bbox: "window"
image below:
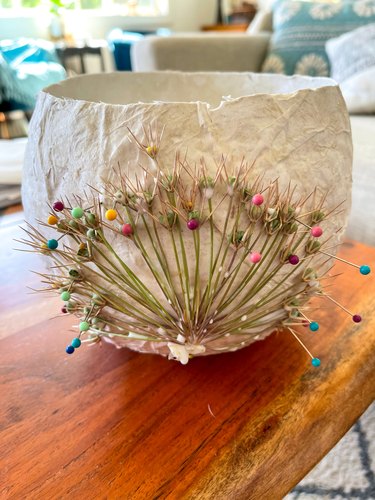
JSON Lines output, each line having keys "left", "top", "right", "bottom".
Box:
{"left": 0, "top": 0, "right": 168, "bottom": 15}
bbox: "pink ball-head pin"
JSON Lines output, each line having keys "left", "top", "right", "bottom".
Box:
{"left": 311, "top": 226, "right": 323, "bottom": 238}
{"left": 250, "top": 252, "right": 262, "bottom": 264}
{"left": 251, "top": 193, "right": 264, "bottom": 206}
{"left": 122, "top": 223, "right": 133, "bottom": 236}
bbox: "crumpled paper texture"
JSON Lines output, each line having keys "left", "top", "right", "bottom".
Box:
{"left": 22, "top": 72, "right": 352, "bottom": 357}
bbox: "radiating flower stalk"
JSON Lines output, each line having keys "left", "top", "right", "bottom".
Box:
{"left": 19, "top": 138, "right": 371, "bottom": 366}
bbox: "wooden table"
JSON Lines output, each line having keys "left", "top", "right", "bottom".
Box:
{"left": 201, "top": 23, "right": 250, "bottom": 32}
{"left": 1, "top": 208, "right": 374, "bottom": 499}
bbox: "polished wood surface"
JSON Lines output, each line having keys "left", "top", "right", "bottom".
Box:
{"left": 1, "top": 207, "right": 374, "bottom": 499}
{"left": 201, "top": 23, "right": 249, "bottom": 32}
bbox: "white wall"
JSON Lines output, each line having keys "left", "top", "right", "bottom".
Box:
{"left": 0, "top": 0, "right": 217, "bottom": 40}
{"left": 0, "top": 15, "right": 49, "bottom": 39}
{"left": 169, "top": 0, "right": 217, "bottom": 32}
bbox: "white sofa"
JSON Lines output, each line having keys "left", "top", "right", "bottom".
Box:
{"left": 131, "top": 13, "right": 375, "bottom": 246}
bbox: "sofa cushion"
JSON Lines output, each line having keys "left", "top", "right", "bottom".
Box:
{"left": 262, "top": 0, "right": 375, "bottom": 76}
{"left": 326, "top": 23, "right": 375, "bottom": 82}
{"left": 326, "top": 23, "right": 375, "bottom": 113}
{"left": 0, "top": 39, "right": 66, "bottom": 110}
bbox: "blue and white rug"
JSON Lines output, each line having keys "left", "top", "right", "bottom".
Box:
{"left": 285, "top": 403, "right": 375, "bottom": 499}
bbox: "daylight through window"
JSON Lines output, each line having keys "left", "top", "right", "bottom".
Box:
{"left": 0, "top": 0, "right": 168, "bottom": 15}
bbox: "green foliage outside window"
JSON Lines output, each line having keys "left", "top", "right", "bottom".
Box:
{"left": 80, "top": 0, "right": 101, "bottom": 9}
{"left": 21, "top": 0, "right": 41, "bottom": 6}
{"left": 0, "top": 0, "right": 160, "bottom": 11}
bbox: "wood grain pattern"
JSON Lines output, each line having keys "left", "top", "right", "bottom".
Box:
{"left": 1, "top": 208, "right": 374, "bottom": 499}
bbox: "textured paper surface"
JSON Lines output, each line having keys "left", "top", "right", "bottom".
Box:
{"left": 22, "top": 72, "right": 353, "bottom": 357}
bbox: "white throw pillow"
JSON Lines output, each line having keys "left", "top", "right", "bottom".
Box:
{"left": 326, "top": 24, "right": 375, "bottom": 113}
{"left": 340, "top": 67, "right": 375, "bottom": 114}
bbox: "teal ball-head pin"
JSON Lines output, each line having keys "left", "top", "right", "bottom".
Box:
{"left": 47, "top": 239, "right": 58, "bottom": 250}
{"left": 309, "top": 321, "right": 319, "bottom": 332}
{"left": 71, "top": 337, "right": 81, "bottom": 348}
{"left": 312, "top": 357, "right": 321, "bottom": 367}
{"left": 360, "top": 265, "right": 371, "bottom": 275}
{"left": 71, "top": 207, "right": 84, "bottom": 219}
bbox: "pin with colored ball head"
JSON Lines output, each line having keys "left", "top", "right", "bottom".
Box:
{"left": 71, "top": 206, "right": 84, "bottom": 219}
{"left": 47, "top": 215, "right": 58, "bottom": 225}
{"left": 296, "top": 219, "right": 324, "bottom": 238}
{"left": 319, "top": 250, "right": 371, "bottom": 276}
{"left": 310, "top": 226, "right": 323, "bottom": 238}
{"left": 66, "top": 345, "right": 74, "bottom": 354}
{"left": 323, "top": 294, "right": 363, "bottom": 323}
{"left": 251, "top": 193, "right": 264, "bottom": 206}
{"left": 71, "top": 337, "right": 81, "bottom": 348}
{"left": 79, "top": 321, "right": 90, "bottom": 332}
{"left": 105, "top": 209, "right": 117, "bottom": 221}
{"left": 299, "top": 311, "right": 319, "bottom": 331}
{"left": 249, "top": 252, "right": 262, "bottom": 264}
{"left": 187, "top": 218, "right": 199, "bottom": 230}
{"left": 309, "top": 321, "right": 319, "bottom": 332}
{"left": 121, "top": 223, "right": 133, "bottom": 236}
{"left": 53, "top": 201, "right": 64, "bottom": 212}
{"left": 47, "top": 239, "right": 58, "bottom": 250}
{"left": 287, "top": 327, "right": 320, "bottom": 368}
{"left": 288, "top": 254, "right": 299, "bottom": 265}
{"left": 360, "top": 265, "right": 371, "bottom": 275}
{"left": 61, "top": 305, "right": 68, "bottom": 314}
{"left": 60, "top": 291, "right": 71, "bottom": 302}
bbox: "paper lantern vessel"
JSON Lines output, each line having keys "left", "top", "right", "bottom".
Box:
{"left": 22, "top": 71, "right": 365, "bottom": 365}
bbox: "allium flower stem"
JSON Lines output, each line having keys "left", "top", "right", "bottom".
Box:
{"left": 192, "top": 229, "right": 201, "bottom": 332}
{"left": 125, "top": 206, "right": 179, "bottom": 313}
{"left": 90, "top": 328, "right": 166, "bottom": 343}
{"left": 203, "top": 198, "right": 215, "bottom": 311}
{"left": 98, "top": 232, "right": 177, "bottom": 325}
{"left": 141, "top": 213, "right": 184, "bottom": 315}
{"left": 84, "top": 242, "right": 173, "bottom": 322}
{"left": 217, "top": 231, "right": 285, "bottom": 315}
{"left": 168, "top": 220, "right": 191, "bottom": 324}
{"left": 83, "top": 279, "right": 169, "bottom": 329}
{"left": 211, "top": 223, "right": 262, "bottom": 316}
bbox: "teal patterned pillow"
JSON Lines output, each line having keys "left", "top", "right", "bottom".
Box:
{"left": 262, "top": 0, "right": 375, "bottom": 76}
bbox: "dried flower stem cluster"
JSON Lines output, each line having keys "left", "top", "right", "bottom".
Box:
{"left": 20, "top": 149, "right": 343, "bottom": 364}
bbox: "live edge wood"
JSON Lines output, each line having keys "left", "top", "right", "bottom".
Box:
{"left": 1, "top": 209, "right": 374, "bottom": 499}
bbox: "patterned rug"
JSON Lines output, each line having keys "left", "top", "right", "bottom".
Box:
{"left": 285, "top": 403, "right": 375, "bottom": 499}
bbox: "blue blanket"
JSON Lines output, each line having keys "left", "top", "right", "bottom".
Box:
{"left": 0, "top": 38, "right": 66, "bottom": 110}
